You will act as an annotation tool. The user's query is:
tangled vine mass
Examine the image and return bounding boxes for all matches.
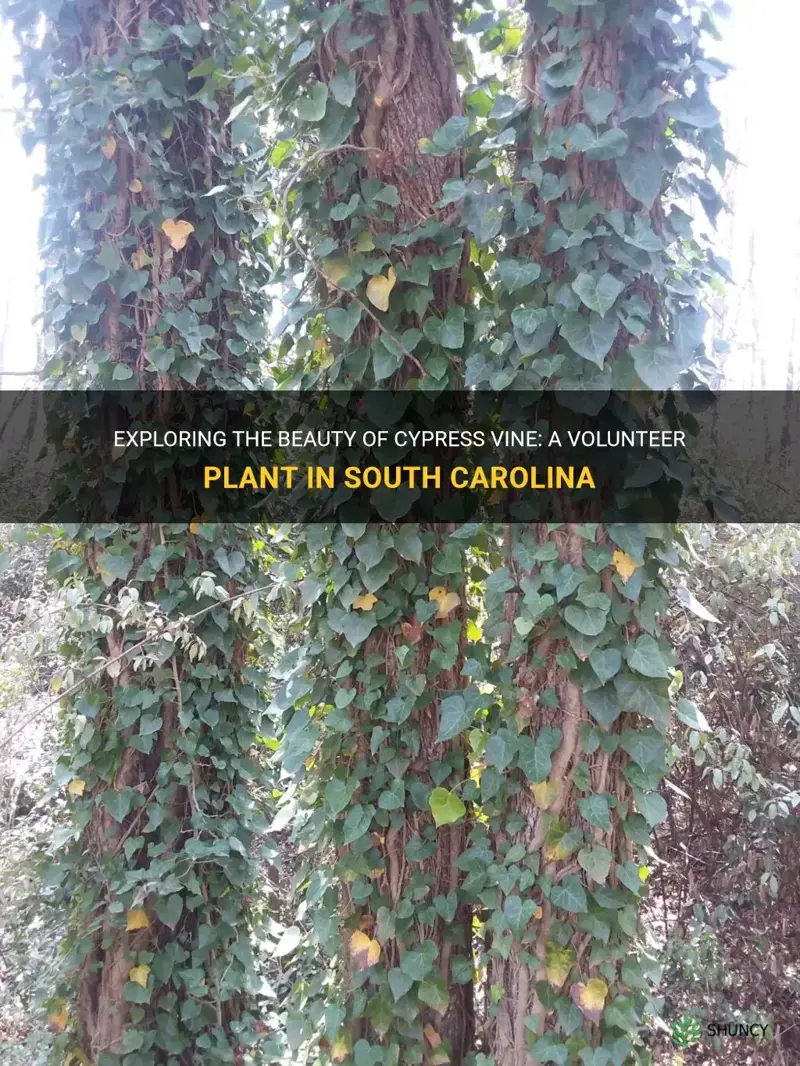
[1,0,727,1063]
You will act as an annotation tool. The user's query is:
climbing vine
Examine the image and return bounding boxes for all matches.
[265,1,726,1066]
[3,0,276,1062]
[4,0,727,1060]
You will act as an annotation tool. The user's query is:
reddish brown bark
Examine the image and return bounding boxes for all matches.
[321,2,474,1057]
[486,7,668,1064]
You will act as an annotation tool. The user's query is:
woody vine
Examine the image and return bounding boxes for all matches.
[1,0,727,1065]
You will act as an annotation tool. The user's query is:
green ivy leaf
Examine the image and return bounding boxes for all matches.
[583,86,616,123]
[388,968,414,1000]
[625,634,670,679]
[589,648,622,684]
[418,975,449,1014]
[327,306,362,340]
[343,803,374,844]
[632,341,685,390]
[423,306,465,349]
[564,603,609,636]
[429,787,466,827]
[676,698,710,732]
[578,793,612,832]
[550,875,588,913]
[572,272,626,316]
[463,192,507,244]
[498,259,542,293]
[325,777,357,815]
[616,151,662,207]
[634,788,666,827]
[620,728,664,771]
[155,894,183,929]
[399,940,438,980]
[583,684,622,728]
[560,311,619,367]
[295,81,329,122]
[329,69,357,107]
[517,727,562,783]
[423,115,469,155]
[577,845,613,884]
[511,307,549,334]
[100,787,135,823]
[438,692,472,741]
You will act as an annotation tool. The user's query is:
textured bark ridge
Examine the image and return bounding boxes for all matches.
[348,539,474,1062]
[343,0,462,227]
[321,0,466,336]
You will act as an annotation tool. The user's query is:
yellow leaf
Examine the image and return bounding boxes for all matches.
[101,135,117,160]
[466,620,482,642]
[436,593,460,619]
[532,780,559,810]
[534,905,543,920]
[366,267,396,312]
[321,257,351,289]
[48,1001,69,1031]
[330,1034,351,1062]
[161,218,195,252]
[129,964,150,988]
[429,586,460,619]
[580,977,608,1012]
[126,908,150,931]
[349,930,380,970]
[545,942,575,989]
[356,230,375,252]
[545,837,572,862]
[353,592,378,612]
[612,549,638,582]
[64,1051,92,1066]
[67,779,86,798]
[128,178,143,193]
[424,1024,442,1048]
[131,247,149,270]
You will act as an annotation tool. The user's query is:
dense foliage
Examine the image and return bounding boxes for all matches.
[256,1,728,1065]
[3,2,781,1066]
[1,0,279,1061]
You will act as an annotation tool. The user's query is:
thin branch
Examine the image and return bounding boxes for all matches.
[0,580,275,749]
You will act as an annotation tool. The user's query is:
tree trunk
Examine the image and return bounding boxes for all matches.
[10,0,270,1060]
[281,1,474,1061]
[483,4,689,1063]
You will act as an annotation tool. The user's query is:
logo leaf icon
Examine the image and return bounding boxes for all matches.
[671,1016,701,1048]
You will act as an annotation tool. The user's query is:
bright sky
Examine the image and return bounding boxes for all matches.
[0,1,795,386]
